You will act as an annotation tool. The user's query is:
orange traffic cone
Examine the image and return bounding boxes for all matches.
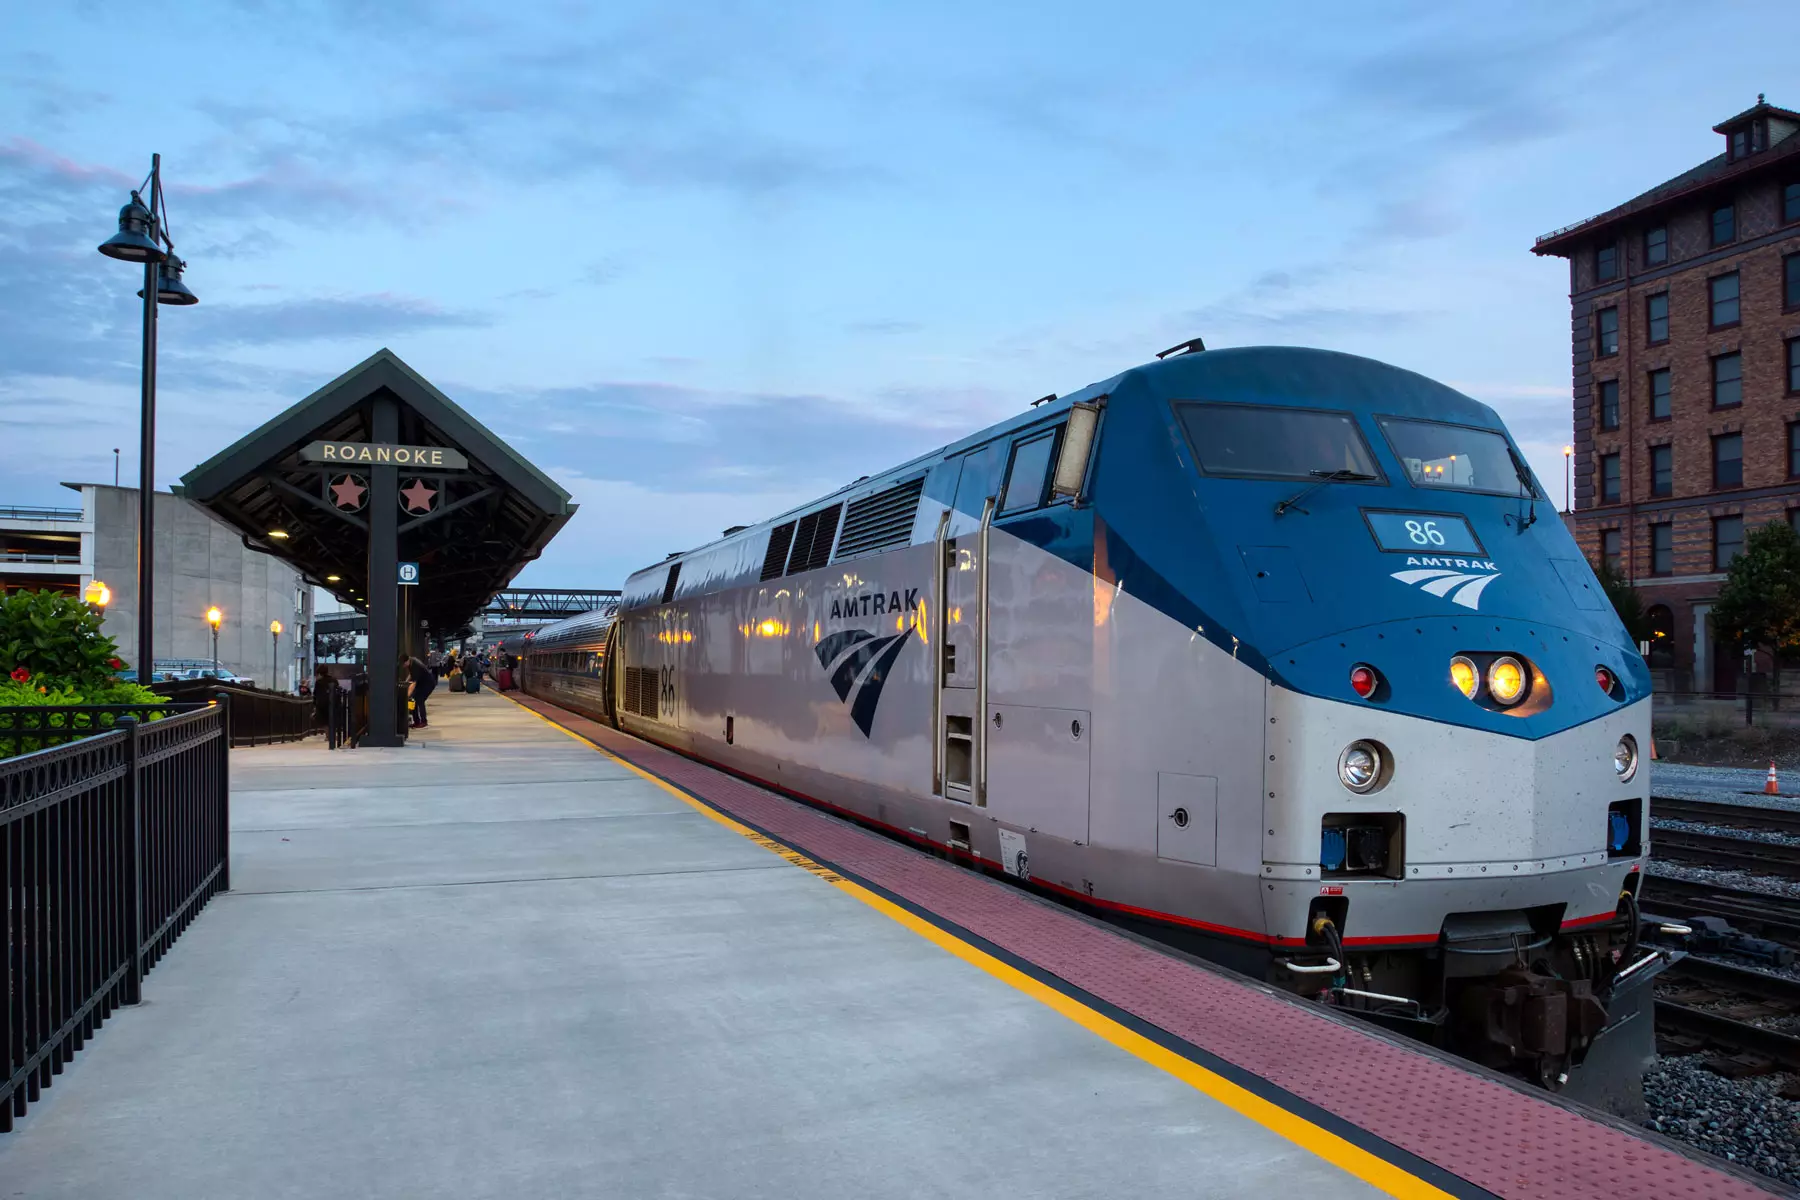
[1767,761,1781,796]
[1650,737,1659,761]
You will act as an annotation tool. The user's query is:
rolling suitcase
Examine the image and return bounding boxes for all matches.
[498,666,514,691]
[449,672,465,693]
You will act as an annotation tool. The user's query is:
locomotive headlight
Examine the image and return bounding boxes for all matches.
[1487,656,1527,706]
[1613,734,1639,782]
[1449,655,1479,699]
[1337,740,1382,793]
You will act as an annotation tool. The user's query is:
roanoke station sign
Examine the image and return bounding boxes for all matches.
[300,440,468,469]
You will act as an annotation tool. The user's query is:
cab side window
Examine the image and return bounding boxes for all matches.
[1000,429,1059,514]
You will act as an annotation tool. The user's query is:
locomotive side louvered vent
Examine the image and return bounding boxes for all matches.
[624,666,659,718]
[835,478,925,560]
[760,522,796,581]
[787,504,842,574]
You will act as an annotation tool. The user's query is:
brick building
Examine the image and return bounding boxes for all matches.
[1534,96,1800,694]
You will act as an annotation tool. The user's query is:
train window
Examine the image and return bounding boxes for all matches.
[1377,418,1538,499]
[1000,429,1058,513]
[1175,403,1382,482]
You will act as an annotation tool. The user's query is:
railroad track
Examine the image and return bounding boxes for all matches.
[1656,955,1800,1073]
[1652,827,1800,880]
[1652,796,1800,837]
[1641,875,1800,947]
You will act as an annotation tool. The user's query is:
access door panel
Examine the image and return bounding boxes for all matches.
[984,704,1090,844]
[1156,773,1219,867]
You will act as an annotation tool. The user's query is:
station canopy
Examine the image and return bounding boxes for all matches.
[179,349,576,637]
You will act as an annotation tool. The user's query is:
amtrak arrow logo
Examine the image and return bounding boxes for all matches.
[1391,557,1501,611]
[814,627,915,737]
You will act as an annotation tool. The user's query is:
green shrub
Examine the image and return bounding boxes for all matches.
[0,589,131,691]
[0,598,170,756]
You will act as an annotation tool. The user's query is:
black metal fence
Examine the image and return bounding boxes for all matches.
[152,680,316,746]
[2,703,229,1131]
[0,702,198,757]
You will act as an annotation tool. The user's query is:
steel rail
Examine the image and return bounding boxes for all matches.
[1653,796,1800,837]
[1653,828,1800,880]
[1640,875,1800,946]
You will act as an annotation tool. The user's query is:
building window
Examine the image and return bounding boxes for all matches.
[1714,514,1744,570]
[1601,529,1622,573]
[1713,203,1736,246]
[1650,444,1673,497]
[1596,306,1618,356]
[1713,432,1743,488]
[1790,422,1800,478]
[1786,252,1800,310]
[1712,352,1742,408]
[1650,522,1673,575]
[1596,243,1617,282]
[1710,272,1740,327]
[1649,368,1672,420]
[1786,181,1800,224]
[1599,379,1619,429]
[1732,129,1749,160]
[1601,453,1621,502]
[1645,225,1668,265]
[1646,292,1669,343]
[1790,337,1800,395]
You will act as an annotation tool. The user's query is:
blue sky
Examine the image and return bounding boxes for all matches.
[2,1,1790,589]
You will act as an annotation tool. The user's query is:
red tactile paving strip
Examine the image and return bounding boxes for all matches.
[510,694,1772,1199]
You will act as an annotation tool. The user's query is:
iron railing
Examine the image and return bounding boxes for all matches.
[151,681,316,746]
[2,702,230,1130]
[0,506,83,522]
[0,703,195,757]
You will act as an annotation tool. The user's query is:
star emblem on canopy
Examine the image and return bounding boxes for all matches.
[328,473,368,511]
[399,478,438,514]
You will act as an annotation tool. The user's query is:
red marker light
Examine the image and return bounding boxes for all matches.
[1350,664,1378,698]
[1595,666,1616,694]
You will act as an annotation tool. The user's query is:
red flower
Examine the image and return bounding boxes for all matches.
[9,666,28,683]
[109,657,124,670]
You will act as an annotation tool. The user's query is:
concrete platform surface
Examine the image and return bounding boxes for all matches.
[0,689,1384,1199]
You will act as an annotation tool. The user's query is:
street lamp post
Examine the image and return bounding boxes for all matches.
[270,620,282,693]
[206,606,222,675]
[1563,445,1574,513]
[97,154,199,687]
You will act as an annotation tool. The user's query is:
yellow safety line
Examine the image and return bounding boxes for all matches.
[501,693,1454,1199]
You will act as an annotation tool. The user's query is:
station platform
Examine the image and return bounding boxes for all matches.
[0,689,1778,1198]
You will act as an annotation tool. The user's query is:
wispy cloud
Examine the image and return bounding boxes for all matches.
[180,294,491,347]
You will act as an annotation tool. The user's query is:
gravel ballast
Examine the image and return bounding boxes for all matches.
[1643,1057,1800,1188]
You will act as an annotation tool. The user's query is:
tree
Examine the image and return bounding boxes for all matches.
[1711,520,1800,695]
[1592,556,1653,646]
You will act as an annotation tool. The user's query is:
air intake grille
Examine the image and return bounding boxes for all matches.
[835,478,924,560]
[760,523,796,581]
[624,666,659,718]
[786,504,841,575]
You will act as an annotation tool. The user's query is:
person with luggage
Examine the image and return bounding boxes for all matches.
[405,654,436,728]
[461,651,482,694]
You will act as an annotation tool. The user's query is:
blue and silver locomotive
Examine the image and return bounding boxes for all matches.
[525,344,1660,1089]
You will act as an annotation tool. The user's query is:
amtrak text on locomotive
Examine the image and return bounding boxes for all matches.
[829,589,920,620]
[1401,556,1497,572]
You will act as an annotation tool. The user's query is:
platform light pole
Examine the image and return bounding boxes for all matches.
[1563,445,1573,513]
[270,620,282,693]
[207,606,222,675]
[97,154,199,686]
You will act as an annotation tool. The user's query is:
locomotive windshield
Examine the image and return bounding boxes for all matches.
[1378,418,1538,498]
[1177,403,1382,481]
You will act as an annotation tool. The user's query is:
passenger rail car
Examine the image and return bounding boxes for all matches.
[518,604,617,716]
[531,345,1662,1089]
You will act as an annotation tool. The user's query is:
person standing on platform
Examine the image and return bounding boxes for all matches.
[313,664,334,730]
[406,654,436,728]
[462,651,482,694]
